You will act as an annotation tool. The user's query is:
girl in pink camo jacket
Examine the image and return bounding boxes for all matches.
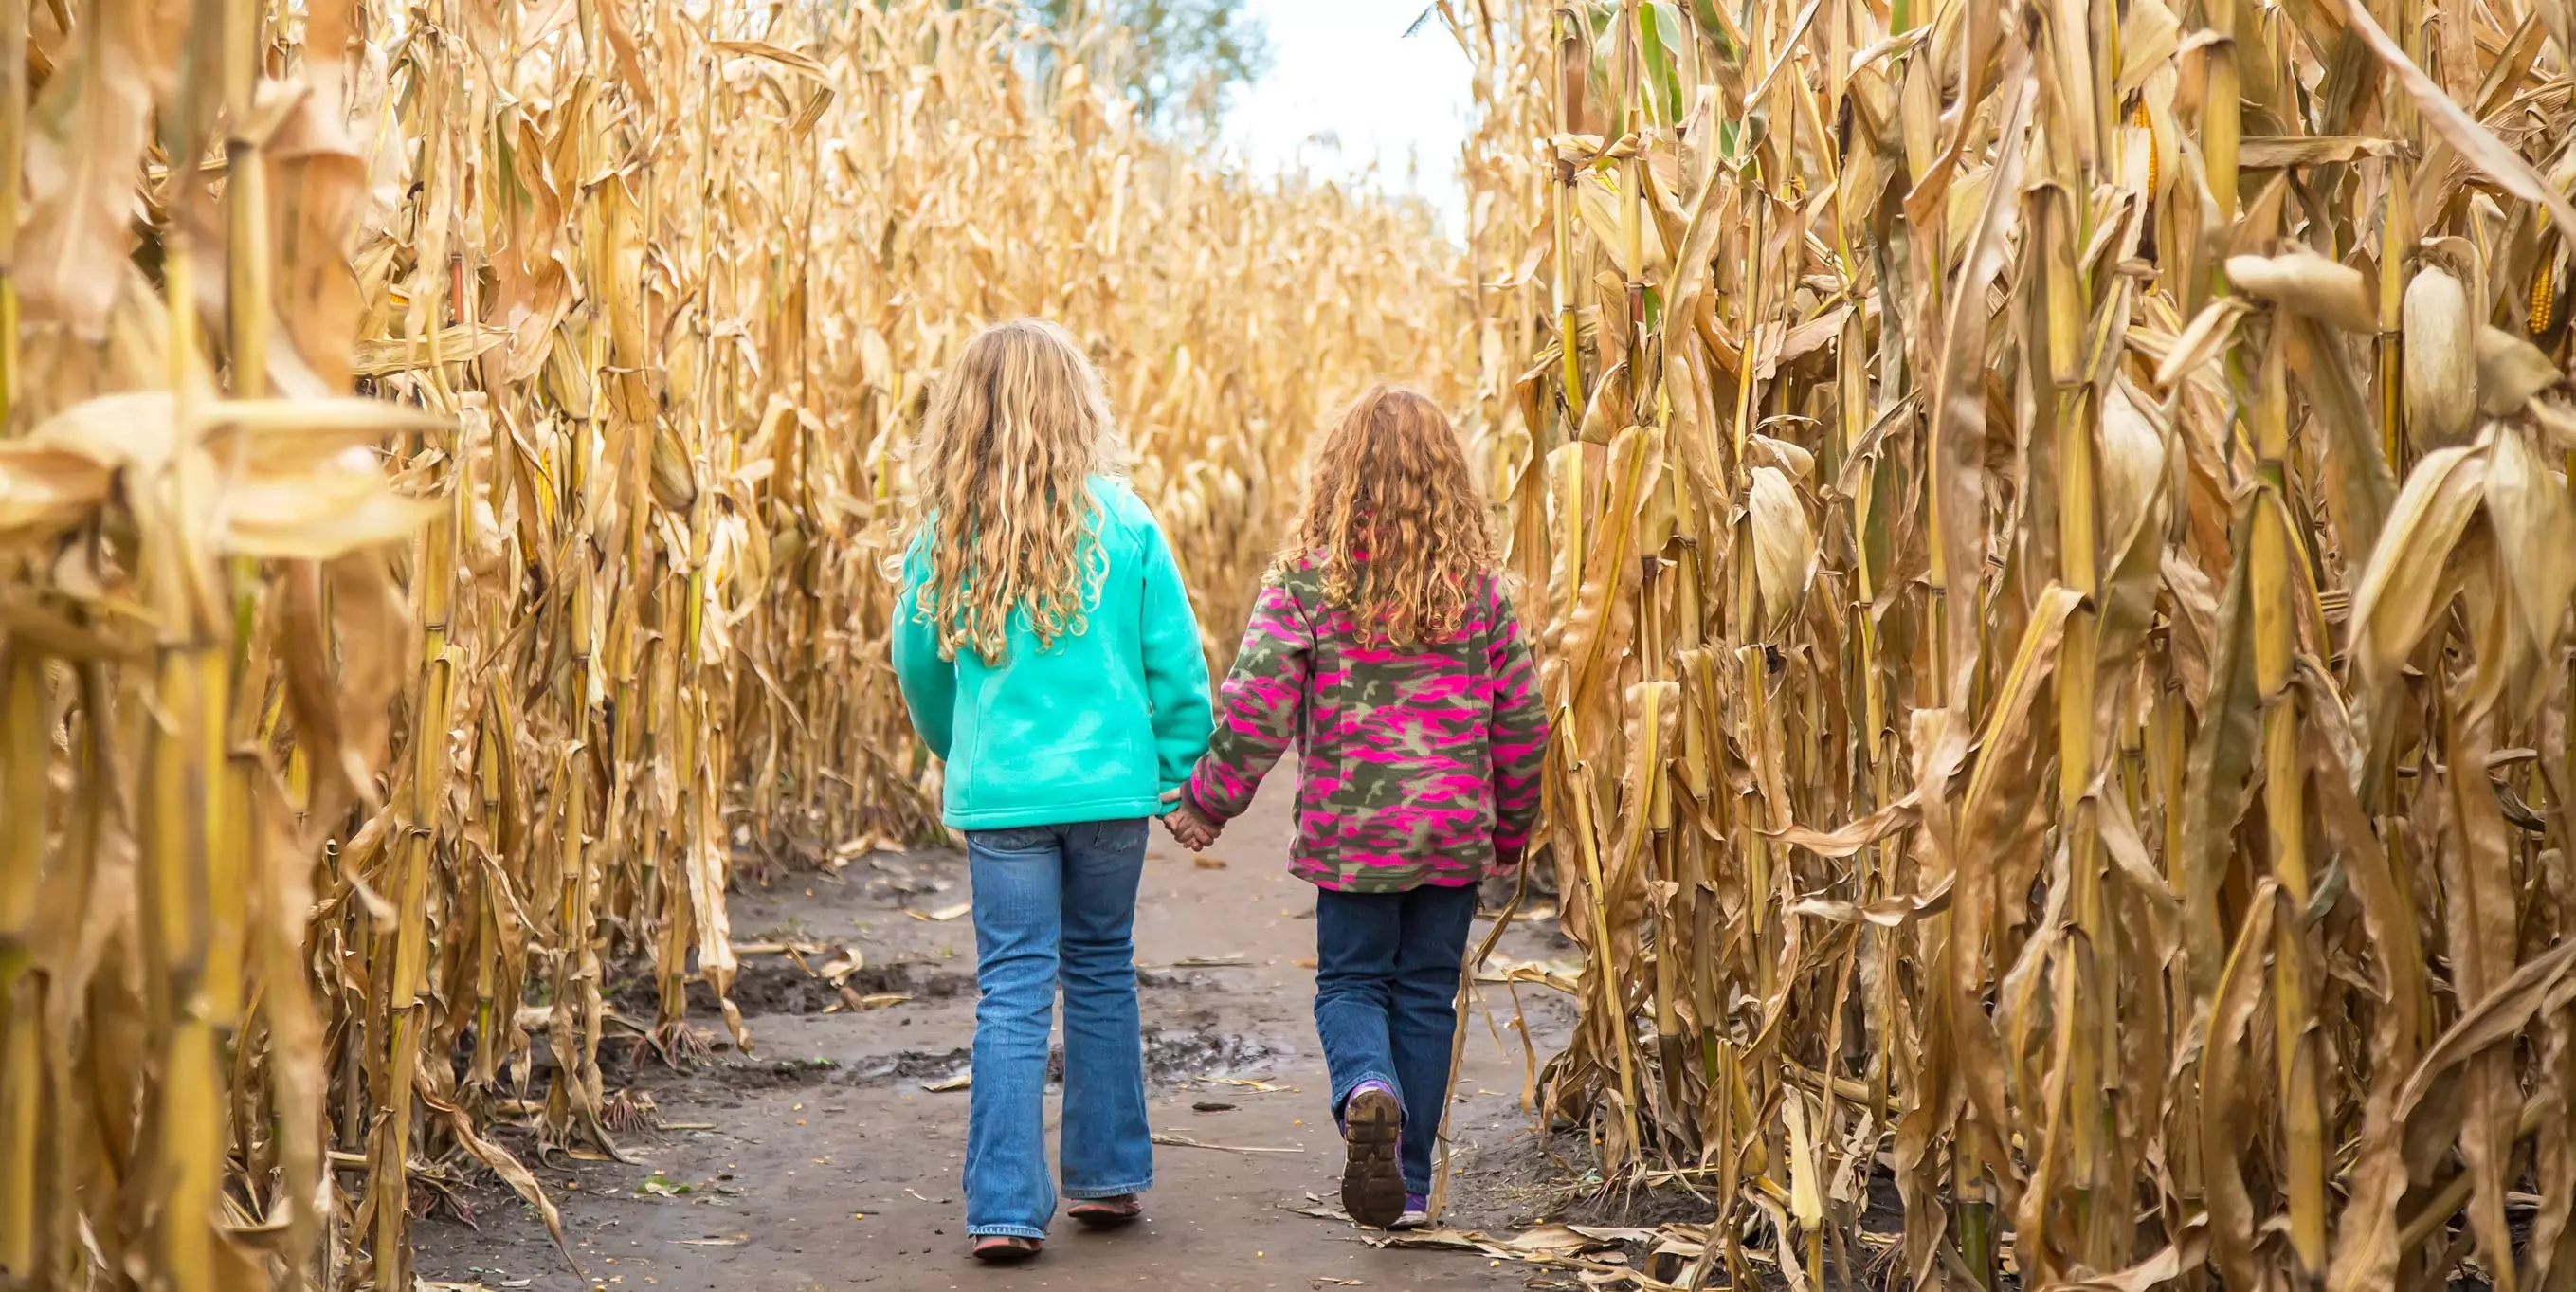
[1164,387,1550,1231]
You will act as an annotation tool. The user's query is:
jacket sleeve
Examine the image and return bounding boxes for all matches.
[1184,580,1311,823]
[1135,514,1214,792]
[890,542,957,762]
[1486,582,1550,851]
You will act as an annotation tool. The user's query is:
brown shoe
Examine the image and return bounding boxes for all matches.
[971,1235,1043,1264]
[1339,1086,1406,1228]
[1068,1194,1143,1229]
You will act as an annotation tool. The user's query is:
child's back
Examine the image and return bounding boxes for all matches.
[897,473,1208,828]
[1186,554,1544,890]
[1170,385,1549,1233]
[887,318,1209,1264]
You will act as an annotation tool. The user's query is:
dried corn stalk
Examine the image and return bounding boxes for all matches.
[0,0,1468,1286]
[1456,0,2576,1285]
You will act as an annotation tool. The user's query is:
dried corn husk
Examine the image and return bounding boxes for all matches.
[2227,251,2377,333]
[0,3,1470,1287]
[1451,0,2576,1288]
[2404,264,2479,449]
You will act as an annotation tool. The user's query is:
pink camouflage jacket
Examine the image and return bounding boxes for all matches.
[1179,558,1551,891]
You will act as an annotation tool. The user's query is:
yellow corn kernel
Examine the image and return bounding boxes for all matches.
[2533,257,2558,337]
[2135,100,2159,197]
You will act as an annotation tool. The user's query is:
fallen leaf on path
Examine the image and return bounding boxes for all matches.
[852,992,910,1010]
[1156,954,1247,968]
[1150,1131,1302,1155]
[674,1236,744,1247]
[834,834,902,861]
[730,939,829,956]
[1192,854,1226,868]
[1649,1232,1708,1261]
[908,901,971,921]
[1292,957,1318,969]
[1499,1224,1648,1254]
[1191,1101,1236,1112]
[637,1173,693,1196]
[1364,1228,1488,1250]
[1568,1226,1661,1244]
[659,1121,715,1131]
[1474,955,1584,993]
[922,1070,971,1092]
[1206,1077,1290,1092]
[1313,1280,1364,1287]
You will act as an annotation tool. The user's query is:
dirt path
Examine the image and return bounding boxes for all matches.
[417,764,1586,1292]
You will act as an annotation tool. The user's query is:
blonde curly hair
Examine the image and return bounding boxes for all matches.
[905,318,1124,664]
[1279,386,1497,646]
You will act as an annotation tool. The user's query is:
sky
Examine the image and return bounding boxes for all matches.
[1217,0,1477,241]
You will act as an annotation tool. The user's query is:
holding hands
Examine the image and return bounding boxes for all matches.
[1159,788,1223,851]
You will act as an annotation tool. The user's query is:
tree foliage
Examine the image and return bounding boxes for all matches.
[1031,0,1269,129]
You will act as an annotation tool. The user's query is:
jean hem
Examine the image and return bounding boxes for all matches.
[966,1224,1048,1240]
[1062,1178,1153,1199]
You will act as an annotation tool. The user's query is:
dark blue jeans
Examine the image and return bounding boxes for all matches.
[1313,882,1479,1194]
[961,819,1154,1239]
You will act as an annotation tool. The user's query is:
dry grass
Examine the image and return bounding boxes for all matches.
[0,1,1467,1286]
[1447,0,2576,1286]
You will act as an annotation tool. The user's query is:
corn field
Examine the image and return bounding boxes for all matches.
[1448,0,2576,1286]
[16,0,2576,1285]
[0,1,1467,1287]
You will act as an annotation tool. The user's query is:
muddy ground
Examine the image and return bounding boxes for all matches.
[415,768,1609,1292]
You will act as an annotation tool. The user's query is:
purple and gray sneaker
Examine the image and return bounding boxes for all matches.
[1390,1193,1431,1229]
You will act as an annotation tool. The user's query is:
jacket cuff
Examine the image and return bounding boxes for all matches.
[1182,778,1232,825]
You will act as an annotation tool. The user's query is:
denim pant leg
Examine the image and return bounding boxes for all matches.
[1388,883,1478,1194]
[1313,888,1405,1121]
[963,828,1065,1239]
[1056,819,1153,1198]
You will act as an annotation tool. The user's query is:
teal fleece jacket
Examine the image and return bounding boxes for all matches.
[892,476,1214,830]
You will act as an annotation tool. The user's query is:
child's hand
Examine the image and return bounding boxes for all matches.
[1495,840,1525,871]
[1165,803,1223,851]
[1159,788,1224,851]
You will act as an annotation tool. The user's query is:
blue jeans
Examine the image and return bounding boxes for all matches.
[962,819,1154,1239]
[1313,882,1479,1194]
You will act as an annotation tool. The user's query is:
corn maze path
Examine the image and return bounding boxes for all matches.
[414,765,1581,1291]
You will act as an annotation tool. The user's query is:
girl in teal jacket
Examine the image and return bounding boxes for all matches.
[891,318,1211,1263]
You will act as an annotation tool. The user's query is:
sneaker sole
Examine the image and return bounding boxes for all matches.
[1340,1088,1406,1228]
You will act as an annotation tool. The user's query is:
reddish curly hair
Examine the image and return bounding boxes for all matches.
[1278,387,1497,646]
